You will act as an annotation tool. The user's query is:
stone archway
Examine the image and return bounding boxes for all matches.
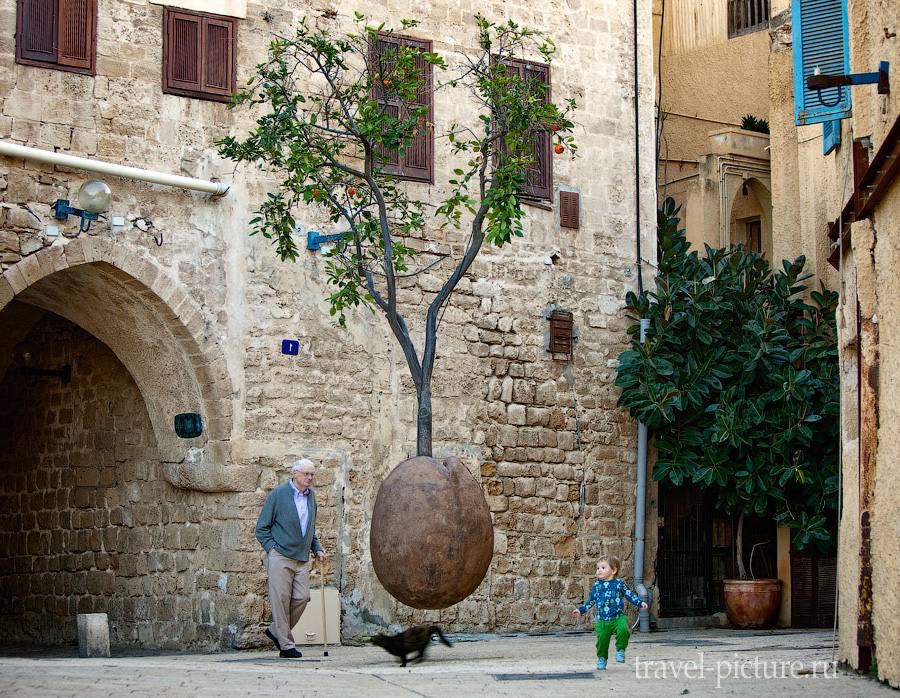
[0,237,248,492]
[0,238,252,649]
[724,175,773,258]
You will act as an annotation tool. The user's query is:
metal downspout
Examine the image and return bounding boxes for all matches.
[634,318,651,632]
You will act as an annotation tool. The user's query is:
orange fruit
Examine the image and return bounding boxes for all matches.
[347,186,357,197]
[554,143,565,155]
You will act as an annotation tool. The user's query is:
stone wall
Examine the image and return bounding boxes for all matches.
[0,309,246,648]
[0,0,657,647]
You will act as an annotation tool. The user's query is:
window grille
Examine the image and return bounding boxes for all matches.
[727,0,770,38]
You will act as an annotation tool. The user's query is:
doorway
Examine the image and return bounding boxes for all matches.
[657,482,777,616]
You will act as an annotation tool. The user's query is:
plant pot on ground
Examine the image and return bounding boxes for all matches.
[723,514,781,628]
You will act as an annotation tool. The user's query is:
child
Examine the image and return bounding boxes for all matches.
[572,555,648,670]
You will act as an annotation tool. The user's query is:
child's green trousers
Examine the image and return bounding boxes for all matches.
[594,615,630,660]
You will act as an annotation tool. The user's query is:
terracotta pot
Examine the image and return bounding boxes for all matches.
[723,579,781,628]
[370,456,494,609]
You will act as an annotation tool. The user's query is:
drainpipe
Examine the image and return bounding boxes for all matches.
[0,141,230,196]
[634,317,651,633]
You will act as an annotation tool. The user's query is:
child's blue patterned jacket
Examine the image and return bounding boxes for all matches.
[577,578,643,621]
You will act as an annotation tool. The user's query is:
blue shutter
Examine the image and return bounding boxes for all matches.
[822,120,841,155]
[792,0,851,126]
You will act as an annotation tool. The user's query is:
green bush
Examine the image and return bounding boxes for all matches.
[741,114,770,134]
[616,198,838,565]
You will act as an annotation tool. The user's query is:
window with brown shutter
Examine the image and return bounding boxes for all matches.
[559,191,580,229]
[163,8,236,103]
[498,57,553,203]
[372,34,433,183]
[548,310,574,358]
[16,0,97,75]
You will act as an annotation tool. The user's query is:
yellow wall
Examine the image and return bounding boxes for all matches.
[768,0,899,686]
[656,2,771,254]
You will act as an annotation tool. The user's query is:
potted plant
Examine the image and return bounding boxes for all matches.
[616,198,839,627]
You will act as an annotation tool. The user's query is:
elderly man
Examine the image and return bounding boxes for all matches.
[256,458,326,658]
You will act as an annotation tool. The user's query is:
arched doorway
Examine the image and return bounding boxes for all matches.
[0,243,248,649]
[726,176,773,258]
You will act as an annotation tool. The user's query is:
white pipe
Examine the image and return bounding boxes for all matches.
[0,141,229,196]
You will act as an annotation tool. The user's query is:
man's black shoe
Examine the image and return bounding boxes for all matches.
[279,648,302,659]
[265,628,282,650]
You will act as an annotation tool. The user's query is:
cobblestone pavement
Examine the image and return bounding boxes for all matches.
[0,628,893,697]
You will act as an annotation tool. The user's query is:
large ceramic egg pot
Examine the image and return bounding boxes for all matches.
[370,456,494,608]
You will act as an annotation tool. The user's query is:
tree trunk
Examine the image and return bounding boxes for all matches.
[735,511,747,580]
[416,384,433,456]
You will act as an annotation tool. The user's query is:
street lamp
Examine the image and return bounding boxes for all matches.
[52,179,112,232]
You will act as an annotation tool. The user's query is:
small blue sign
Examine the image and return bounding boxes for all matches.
[281,339,300,356]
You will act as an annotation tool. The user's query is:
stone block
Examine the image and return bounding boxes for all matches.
[77,613,110,658]
[507,404,526,425]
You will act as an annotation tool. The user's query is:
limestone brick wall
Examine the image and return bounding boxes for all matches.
[0,0,657,647]
[0,310,247,647]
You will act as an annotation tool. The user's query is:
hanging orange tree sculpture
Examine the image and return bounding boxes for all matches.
[219,13,577,608]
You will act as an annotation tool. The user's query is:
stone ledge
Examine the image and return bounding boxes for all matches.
[162,461,254,493]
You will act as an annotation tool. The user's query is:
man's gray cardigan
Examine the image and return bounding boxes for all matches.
[255,481,323,562]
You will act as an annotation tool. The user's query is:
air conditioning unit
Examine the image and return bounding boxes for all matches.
[291,584,340,646]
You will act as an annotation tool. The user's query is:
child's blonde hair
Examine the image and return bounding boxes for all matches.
[599,555,620,574]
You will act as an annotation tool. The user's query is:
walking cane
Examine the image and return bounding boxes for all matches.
[319,557,329,657]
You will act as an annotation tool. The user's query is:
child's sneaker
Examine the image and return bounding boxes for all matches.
[596,657,607,670]
[615,650,626,663]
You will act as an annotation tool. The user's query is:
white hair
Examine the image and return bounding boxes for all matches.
[291,458,315,473]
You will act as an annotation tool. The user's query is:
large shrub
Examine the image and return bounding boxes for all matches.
[616,199,838,573]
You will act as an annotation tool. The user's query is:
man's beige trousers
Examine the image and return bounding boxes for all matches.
[265,549,311,650]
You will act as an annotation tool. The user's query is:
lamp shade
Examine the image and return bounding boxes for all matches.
[77,179,112,214]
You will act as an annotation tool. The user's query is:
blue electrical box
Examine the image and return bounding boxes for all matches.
[281,339,300,356]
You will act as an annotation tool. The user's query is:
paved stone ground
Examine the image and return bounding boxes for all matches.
[0,628,893,697]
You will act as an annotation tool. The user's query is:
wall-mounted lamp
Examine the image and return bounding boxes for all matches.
[807,61,890,105]
[174,412,203,439]
[52,179,112,232]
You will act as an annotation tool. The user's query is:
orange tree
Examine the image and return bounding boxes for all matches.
[218,14,576,456]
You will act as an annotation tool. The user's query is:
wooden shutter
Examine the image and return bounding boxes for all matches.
[822,119,841,155]
[166,10,202,92]
[374,36,402,176]
[201,16,234,96]
[18,0,58,63]
[373,34,433,182]
[792,0,851,125]
[401,38,433,183]
[559,191,580,229]
[522,62,551,201]
[790,548,836,627]
[57,0,95,70]
[548,310,574,357]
